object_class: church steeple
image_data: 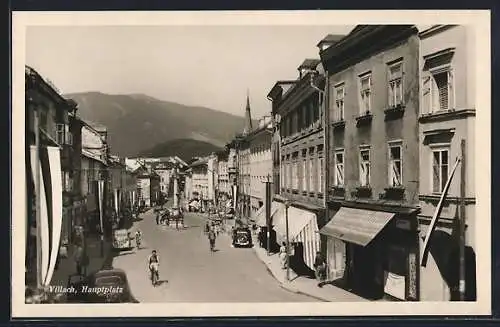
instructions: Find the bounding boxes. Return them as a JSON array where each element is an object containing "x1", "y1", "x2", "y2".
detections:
[{"x1": 243, "y1": 89, "x2": 253, "y2": 135}]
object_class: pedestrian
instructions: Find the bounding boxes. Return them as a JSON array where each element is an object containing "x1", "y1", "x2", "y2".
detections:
[
  {"x1": 279, "y1": 242, "x2": 287, "y2": 269},
  {"x1": 156, "y1": 212, "x2": 160, "y2": 225},
  {"x1": 208, "y1": 227, "x2": 216, "y2": 251},
  {"x1": 73, "y1": 242, "x2": 87, "y2": 276},
  {"x1": 313, "y1": 251, "x2": 327, "y2": 287}
]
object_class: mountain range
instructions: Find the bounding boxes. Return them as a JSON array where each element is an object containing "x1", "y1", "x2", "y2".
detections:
[{"x1": 65, "y1": 92, "x2": 255, "y2": 158}]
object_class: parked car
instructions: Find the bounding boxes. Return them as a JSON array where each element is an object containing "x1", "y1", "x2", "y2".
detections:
[
  {"x1": 86, "y1": 268, "x2": 136, "y2": 303},
  {"x1": 232, "y1": 226, "x2": 253, "y2": 248}
]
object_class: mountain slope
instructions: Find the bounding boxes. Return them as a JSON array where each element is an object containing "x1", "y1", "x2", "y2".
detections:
[
  {"x1": 139, "y1": 138, "x2": 223, "y2": 161},
  {"x1": 65, "y1": 92, "x2": 254, "y2": 157}
]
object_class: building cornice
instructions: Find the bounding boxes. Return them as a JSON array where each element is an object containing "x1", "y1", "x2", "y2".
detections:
[{"x1": 321, "y1": 25, "x2": 418, "y2": 75}]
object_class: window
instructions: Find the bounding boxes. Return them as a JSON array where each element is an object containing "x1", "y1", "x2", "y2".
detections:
[
  {"x1": 302, "y1": 159, "x2": 308, "y2": 192},
  {"x1": 56, "y1": 124, "x2": 65, "y2": 144},
  {"x1": 359, "y1": 73, "x2": 372, "y2": 114},
  {"x1": 334, "y1": 150, "x2": 345, "y2": 187},
  {"x1": 62, "y1": 171, "x2": 72, "y2": 192},
  {"x1": 359, "y1": 147, "x2": 371, "y2": 187},
  {"x1": 432, "y1": 149, "x2": 449, "y2": 193},
  {"x1": 334, "y1": 83, "x2": 345, "y2": 121},
  {"x1": 422, "y1": 69, "x2": 454, "y2": 114},
  {"x1": 318, "y1": 156, "x2": 324, "y2": 193},
  {"x1": 388, "y1": 61, "x2": 403, "y2": 107},
  {"x1": 389, "y1": 142, "x2": 403, "y2": 187}
]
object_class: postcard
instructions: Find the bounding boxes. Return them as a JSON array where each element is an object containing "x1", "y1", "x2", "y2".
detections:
[{"x1": 11, "y1": 9, "x2": 491, "y2": 317}]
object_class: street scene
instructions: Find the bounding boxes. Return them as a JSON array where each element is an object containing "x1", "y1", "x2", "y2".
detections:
[{"x1": 21, "y1": 20, "x2": 481, "y2": 306}]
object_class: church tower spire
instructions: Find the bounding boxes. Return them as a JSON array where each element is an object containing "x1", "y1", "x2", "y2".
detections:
[{"x1": 243, "y1": 89, "x2": 253, "y2": 135}]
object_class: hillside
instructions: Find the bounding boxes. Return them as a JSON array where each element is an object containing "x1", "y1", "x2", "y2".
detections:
[
  {"x1": 138, "y1": 138, "x2": 223, "y2": 162},
  {"x1": 65, "y1": 92, "x2": 255, "y2": 157}
]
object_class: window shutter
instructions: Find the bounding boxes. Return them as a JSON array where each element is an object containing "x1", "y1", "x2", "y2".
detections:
[
  {"x1": 448, "y1": 70, "x2": 454, "y2": 110},
  {"x1": 422, "y1": 76, "x2": 431, "y2": 114}
]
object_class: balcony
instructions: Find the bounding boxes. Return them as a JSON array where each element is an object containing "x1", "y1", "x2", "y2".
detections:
[
  {"x1": 355, "y1": 111, "x2": 373, "y2": 127},
  {"x1": 384, "y1": 104, "x2": 405, "y2": 121},
  {"x1": 331, "y1": 120, "x2": 346, "y2": 129}
]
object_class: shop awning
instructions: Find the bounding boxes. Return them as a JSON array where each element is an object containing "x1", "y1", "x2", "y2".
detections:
[
  {"x1": 255, "y1": 201, "x2": 283, "y2": 226},
  {"x1": 274, "y1": 205, "x2": 318, "y2": 241},
  {"x1": 320, "y1": 207, "x2": 396, "y2": 247}
]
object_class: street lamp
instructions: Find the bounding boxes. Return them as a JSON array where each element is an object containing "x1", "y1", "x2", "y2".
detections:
[{"x1": 284, "y1": 198, "x2": 292, "y2": 282}]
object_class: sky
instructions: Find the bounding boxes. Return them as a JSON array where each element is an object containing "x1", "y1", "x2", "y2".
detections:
[{"x1": 26, "y1": 25, "x2": 354, "y2": 119}]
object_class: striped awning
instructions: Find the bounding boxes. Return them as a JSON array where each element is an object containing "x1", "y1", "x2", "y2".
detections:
[
  {"x1": 320, "y1": 207, "x2": 395, "y2": 247},
  {"x1": 272, "y1": 205, "x2": 320, "y2": 270},
  {"x1": 255, "y1": 201, "x2": 282, "y2": 226}
]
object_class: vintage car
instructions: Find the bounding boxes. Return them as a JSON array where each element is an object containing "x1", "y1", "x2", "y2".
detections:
[
  {"x1": 85, "y1": 268, "x2": 137, "y2": 303},
  {"x1": 232, "y1": 226, "x2": 253, "y2": 248}
]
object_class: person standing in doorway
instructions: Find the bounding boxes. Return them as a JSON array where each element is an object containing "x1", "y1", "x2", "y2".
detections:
[
  {"x1": 279, "y1": 242, "x2": 287, "y2": 269},
  {"x1": 314, "y1": 251, "x2": 327, "y2": 287}
]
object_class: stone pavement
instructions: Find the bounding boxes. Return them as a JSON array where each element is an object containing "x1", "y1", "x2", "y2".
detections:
[{"x1": 252, "y1": 244, "x2": 370, "y2": 302}]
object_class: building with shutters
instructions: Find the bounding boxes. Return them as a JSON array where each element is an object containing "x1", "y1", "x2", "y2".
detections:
[
  {"x1": 417, "y1": 25, "x2": 476, "y2": 301},
  {"x1": 319, "y1": 25, "x2": 421, "y2": 301}
]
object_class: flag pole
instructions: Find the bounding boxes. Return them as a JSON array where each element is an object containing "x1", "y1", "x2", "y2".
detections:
[
  {"x1": 459, "y1": 139, "x2": 466, "y2": 301},
  {"x1": 34, "y1": 105, "x2": 42, "y2": 291}
]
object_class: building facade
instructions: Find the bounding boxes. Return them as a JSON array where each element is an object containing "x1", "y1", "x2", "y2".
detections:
[
  {"x1": 319, "y1": 25, "x2": 421, "y2": 301},
  {"x1": 25, "y1": 66, "x2": 76, "y2": 287},
  {"x1": 80, "y1": 121, "x2": 109, "y2": 235},
  {"x1": 189, "y1": 158, "x2": 209, "y2": 208},
  {"x1": 417, "y1": 25, "x2": 476, "y2": 301},
  {"x1": 267, "y1": 58, "x2": 327, "y2": 274},
  {"x1": 247, "y1": 116, "x2": 273, "y2": 218}
]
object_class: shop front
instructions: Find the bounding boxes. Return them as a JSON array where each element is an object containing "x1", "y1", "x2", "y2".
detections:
[
  {"x1": 320, "y1": 206, "x2": 419, "y2": 301},
  {"x1": 271, "y1": 203, "x2": 322, "y2": 276}
]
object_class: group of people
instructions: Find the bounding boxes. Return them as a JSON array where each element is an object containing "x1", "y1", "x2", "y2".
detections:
[{"x1": 278, "y1": 241, "x2": 328, "y2": 287}]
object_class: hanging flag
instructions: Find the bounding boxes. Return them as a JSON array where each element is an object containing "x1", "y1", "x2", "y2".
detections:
[
  {"x1": 421, "y1": 156, "x2": 461, "y2": 266},
  {"x1": 43, "y1": 146, "x2": 63, "y2": 286},
  {"x1": 97, "y1": 180, "x2": 105, "y2": 235},
  {"x1": 114, "y1": 188, "x2": 119, "y2": 215},
  {"x1": 232, "y1": 185, "x2": 238, "y2": 212},
  {"x1": 30, "y1": 146, "x2": 50, "y2": 286}
]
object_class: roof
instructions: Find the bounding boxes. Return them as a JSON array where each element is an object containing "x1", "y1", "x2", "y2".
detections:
[
  {"x1": 298, "y1": 58, "x2": 321, "y2": 70},
  {"x1": 316, "y1": 34, "x2": 345, "y2": 46},
  {"x1": 189, "y1": 157, "x2": 208, "y2": 168}
]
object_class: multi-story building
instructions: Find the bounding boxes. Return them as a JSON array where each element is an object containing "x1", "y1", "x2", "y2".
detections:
[
  {"x1": 25, "y1": 65, "x2": 77, "y2": 287},
  {"x1": 417, "y1": 25, "x2": 476, "y2": 301},
  {"x1": 188, "y1": 157, "x2": 210, "y2": 209},
  {"x1": 152, "y1": 161, "x2": 175, "y2": 196},
  {"x1": 207, "y1": 154, "x2": 218, "y2": 207},
  {"x1": 247, "y1": 116, "x2": 273, "y2": 218},
  {"x1": 136, "y1": 168, "x2": 160, "y2": 207},
  {"x1": 319, "y1": 25, "x2": 421, "y2": 301},
  {"x1": 267, "y1": 58, "x2": 327, "y2": 274},
  {"x1": 80, "y1": 121, "x2": 109, "y2": 234},
  {"x1": 216, "y1": 150, "x2": 230, "y2": 202}
]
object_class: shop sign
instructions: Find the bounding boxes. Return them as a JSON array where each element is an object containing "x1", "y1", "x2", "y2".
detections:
[{"x1": 384, "y1": 271, "x2": 406, "y2": 300}]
